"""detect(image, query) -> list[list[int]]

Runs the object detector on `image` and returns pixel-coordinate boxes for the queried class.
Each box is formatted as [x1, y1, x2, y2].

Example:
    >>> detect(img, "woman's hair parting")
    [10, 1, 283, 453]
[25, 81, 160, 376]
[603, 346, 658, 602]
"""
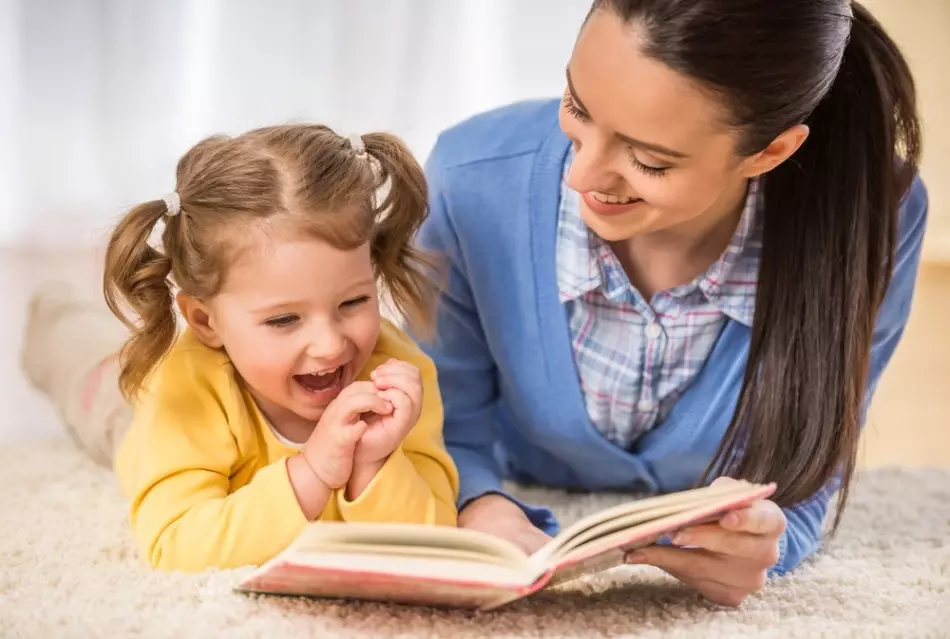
[103, 125, 435, 400]
[592, 0, 921, 529]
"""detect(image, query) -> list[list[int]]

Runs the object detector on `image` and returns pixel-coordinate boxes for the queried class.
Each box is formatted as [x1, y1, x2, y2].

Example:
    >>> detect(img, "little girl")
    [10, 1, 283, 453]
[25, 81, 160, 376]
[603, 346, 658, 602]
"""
[21, 124, 459, 572]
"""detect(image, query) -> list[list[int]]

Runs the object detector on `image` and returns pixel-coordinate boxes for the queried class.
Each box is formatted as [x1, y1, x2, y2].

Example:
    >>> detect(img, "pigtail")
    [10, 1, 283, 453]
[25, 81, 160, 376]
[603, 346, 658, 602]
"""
[103, 201, 179, 400]
[362, 133, 438, 336]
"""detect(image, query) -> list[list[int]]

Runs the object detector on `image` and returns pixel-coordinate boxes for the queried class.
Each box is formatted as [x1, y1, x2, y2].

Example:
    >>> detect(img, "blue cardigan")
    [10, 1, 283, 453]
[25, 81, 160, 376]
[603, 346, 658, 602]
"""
[416, 99, 928, 575]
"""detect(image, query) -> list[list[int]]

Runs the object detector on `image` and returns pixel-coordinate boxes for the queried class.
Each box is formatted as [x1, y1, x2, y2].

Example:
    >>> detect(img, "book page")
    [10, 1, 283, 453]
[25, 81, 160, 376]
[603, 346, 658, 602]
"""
[547, 483, 775, 582]
[291, 521, 530, 568]
[542, 547, 627, 590]
[532, 481, 758, 564]
[306, 542, 521, 568]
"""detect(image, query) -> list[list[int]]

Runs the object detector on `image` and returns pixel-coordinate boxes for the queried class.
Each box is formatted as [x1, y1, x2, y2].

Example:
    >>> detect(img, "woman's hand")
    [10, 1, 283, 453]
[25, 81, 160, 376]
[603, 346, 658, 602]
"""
[625, 477, 786, 607]
[458, 494, 553, 555]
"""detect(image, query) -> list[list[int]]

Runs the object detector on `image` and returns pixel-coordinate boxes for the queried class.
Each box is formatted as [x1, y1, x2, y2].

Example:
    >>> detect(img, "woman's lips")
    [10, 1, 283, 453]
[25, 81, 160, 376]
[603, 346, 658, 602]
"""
[582, 191, 645, 216]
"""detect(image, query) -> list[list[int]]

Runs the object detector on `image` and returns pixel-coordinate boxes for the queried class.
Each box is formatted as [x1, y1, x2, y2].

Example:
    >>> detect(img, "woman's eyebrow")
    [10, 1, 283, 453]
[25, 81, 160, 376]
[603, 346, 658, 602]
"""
[566, 67, 690, 160]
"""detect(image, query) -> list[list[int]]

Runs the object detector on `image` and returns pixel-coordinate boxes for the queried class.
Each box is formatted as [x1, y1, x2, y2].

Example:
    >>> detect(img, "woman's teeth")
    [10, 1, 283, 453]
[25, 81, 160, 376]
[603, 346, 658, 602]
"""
[589, 190, 638, 204]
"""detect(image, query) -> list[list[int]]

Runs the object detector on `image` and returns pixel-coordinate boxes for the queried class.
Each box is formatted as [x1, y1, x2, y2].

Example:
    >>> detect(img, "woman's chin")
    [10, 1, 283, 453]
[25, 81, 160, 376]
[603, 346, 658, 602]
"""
[580, 207, 654, 242]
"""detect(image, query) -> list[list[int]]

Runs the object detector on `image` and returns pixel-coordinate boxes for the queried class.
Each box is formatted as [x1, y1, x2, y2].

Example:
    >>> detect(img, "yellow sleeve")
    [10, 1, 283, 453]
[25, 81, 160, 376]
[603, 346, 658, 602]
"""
[335, 322, 459, 525]
[115, 340, 308, 572]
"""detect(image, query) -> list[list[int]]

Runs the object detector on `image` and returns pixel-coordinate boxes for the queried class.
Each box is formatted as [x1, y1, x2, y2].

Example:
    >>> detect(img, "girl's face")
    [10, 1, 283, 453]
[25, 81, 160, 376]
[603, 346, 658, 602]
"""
[559, 9, 766, 243]
[183, 233, 381, 434]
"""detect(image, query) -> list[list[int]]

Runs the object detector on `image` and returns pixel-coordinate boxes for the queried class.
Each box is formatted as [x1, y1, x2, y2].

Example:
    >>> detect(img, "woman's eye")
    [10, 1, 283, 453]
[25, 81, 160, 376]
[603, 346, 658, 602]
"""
[341, 296, 370, 309]
[265, 315, 299, 327]
[629, 150, 671, 177]
[562, 93, 591, 122]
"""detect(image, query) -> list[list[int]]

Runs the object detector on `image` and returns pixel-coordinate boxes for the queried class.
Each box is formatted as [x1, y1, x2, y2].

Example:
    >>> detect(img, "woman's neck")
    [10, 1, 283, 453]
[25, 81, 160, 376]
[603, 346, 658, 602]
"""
[610, 178, 750, 299]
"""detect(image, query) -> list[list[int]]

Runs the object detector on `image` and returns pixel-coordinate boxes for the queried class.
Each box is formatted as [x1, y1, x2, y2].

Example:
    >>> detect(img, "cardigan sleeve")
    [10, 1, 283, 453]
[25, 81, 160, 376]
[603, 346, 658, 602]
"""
[414, 140, 558, 533]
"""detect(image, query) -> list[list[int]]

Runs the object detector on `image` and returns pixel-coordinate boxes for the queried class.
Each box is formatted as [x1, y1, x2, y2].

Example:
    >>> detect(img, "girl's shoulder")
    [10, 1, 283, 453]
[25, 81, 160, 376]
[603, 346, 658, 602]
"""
[138, 328, 236, 404]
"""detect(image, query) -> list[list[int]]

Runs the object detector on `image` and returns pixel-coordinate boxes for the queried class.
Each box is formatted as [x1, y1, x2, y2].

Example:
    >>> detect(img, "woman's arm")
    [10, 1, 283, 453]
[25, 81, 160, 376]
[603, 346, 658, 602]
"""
[414, 139, 557, 549]
[415, 146, 505, 506]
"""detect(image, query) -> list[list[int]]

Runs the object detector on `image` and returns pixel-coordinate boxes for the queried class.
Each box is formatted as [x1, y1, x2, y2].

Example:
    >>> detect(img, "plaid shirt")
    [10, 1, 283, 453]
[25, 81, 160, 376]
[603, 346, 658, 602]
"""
[556, 151, 762, 449]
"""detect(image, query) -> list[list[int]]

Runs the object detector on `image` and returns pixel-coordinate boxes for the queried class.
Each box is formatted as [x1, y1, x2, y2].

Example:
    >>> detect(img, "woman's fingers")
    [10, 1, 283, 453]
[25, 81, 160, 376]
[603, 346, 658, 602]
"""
[720, 500, 787, 536]
[671, 524, 780, 566]
[626, 546, 751, 606]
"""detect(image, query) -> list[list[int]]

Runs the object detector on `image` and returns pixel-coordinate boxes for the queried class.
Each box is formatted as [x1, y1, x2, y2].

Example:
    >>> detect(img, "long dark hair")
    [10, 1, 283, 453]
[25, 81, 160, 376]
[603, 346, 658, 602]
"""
[592, 0, 921, 527]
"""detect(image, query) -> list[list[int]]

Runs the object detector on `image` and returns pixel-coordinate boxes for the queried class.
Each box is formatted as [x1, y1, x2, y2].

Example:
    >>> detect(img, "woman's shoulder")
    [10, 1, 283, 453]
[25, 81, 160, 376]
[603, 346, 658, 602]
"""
[427, 98, 562, 173]
[893, 172, 929, 259]
[902, 173, 928, 227]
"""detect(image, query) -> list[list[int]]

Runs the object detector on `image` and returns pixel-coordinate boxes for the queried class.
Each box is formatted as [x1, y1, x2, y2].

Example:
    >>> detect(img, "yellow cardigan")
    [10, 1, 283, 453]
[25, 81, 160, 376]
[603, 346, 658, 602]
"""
[114, 319, 459, 572]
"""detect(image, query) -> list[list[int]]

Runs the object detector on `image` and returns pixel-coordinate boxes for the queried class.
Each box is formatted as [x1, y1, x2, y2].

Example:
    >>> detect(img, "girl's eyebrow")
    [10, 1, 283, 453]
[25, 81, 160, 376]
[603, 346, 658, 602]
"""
[249, 277, 376, 314]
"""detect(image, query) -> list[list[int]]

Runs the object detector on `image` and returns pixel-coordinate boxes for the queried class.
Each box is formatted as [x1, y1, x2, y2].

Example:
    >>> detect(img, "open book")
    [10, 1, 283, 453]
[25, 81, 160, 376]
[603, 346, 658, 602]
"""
[236, 480, 775, 610]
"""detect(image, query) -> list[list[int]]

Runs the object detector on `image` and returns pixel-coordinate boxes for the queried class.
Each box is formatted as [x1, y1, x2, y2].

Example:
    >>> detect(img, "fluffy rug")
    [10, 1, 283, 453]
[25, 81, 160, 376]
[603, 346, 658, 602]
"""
[1, 438, 948, 639]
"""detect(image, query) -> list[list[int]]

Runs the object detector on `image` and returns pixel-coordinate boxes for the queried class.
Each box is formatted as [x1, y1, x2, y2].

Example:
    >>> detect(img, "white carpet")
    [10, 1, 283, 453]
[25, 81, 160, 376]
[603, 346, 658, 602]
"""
[1, 438, 948, 638]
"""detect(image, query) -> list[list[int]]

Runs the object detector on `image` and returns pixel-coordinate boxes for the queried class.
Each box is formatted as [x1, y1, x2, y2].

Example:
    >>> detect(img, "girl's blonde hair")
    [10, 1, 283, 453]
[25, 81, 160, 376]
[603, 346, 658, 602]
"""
[103, 125, 436, 400]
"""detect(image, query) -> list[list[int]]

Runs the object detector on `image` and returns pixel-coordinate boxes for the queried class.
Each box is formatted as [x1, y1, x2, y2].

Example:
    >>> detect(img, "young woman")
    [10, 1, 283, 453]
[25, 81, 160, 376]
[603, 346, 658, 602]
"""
[416, 0, 926, 606]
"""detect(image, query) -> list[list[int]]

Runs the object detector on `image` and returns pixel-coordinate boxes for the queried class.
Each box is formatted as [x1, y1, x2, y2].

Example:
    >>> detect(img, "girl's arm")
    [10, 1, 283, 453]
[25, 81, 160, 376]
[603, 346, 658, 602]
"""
[120, 413, 314, 572]
[116, 357, 323, 572]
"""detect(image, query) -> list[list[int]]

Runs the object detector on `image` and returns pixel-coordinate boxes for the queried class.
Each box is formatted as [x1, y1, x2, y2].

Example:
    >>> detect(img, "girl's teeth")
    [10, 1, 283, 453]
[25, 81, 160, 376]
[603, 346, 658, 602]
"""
[315, 367, 339, 377]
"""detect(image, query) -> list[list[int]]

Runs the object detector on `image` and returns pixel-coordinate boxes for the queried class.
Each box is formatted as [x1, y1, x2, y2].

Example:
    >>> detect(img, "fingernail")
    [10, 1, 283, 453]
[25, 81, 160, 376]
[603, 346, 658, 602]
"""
[625, 551, 646, 564]
[723, 513, 739, 527]
[671, 533, 688, 546]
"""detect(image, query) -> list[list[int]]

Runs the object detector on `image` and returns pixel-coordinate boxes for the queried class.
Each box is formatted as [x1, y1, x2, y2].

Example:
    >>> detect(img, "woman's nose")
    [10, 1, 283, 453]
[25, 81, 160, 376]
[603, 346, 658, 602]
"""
[567, 139, 614, 194]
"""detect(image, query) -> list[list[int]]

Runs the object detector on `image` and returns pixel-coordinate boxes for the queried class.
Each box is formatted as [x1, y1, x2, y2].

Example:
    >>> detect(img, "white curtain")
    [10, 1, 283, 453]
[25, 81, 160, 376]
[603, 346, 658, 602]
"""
[0, 0, 591, 247]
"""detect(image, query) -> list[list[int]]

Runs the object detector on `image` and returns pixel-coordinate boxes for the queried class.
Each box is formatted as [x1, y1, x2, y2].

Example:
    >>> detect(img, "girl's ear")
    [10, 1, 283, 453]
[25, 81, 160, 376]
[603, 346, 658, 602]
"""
[176, 293, 224, 349]
[738, 124, 810, 178]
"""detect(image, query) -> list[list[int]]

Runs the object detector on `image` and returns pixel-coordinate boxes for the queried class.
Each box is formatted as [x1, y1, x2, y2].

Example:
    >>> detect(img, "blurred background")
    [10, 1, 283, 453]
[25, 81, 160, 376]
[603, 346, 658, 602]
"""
[1, 1, 948, 466]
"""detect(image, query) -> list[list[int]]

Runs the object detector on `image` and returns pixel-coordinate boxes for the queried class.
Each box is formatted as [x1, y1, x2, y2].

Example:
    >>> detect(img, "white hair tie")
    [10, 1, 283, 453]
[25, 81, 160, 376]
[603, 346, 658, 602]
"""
[162, 192, 181, 217]
[347, 133, 366, 156]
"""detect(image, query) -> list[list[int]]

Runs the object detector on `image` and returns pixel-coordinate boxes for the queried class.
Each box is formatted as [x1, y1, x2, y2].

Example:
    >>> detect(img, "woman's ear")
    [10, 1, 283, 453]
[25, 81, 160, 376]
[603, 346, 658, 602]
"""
[176, 293, 224, 349]
[739, 124, 810, 178]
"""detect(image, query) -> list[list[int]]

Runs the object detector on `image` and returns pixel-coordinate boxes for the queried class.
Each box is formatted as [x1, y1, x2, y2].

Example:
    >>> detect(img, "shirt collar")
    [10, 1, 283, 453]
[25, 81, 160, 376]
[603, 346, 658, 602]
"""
[556, 150, 603, 302]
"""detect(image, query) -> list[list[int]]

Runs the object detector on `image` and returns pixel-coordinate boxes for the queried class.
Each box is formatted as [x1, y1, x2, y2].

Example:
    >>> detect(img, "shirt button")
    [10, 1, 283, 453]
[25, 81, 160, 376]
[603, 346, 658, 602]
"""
[638, 399, 654, 412]
[645, 323, 662, 339]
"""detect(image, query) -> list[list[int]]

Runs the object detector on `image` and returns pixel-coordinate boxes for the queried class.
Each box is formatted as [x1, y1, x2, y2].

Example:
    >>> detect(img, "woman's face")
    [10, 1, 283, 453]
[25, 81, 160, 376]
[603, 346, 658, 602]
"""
[559, 9, 761, 243]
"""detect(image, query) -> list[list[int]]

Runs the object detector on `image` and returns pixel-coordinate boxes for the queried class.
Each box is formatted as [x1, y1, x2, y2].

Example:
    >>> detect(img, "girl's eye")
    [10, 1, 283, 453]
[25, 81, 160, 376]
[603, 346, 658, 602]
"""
[341, 296, 370, 309]
[265, 314, 299, 327]
[562, 94, 591, 122]
[628, 150, 670, 177]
